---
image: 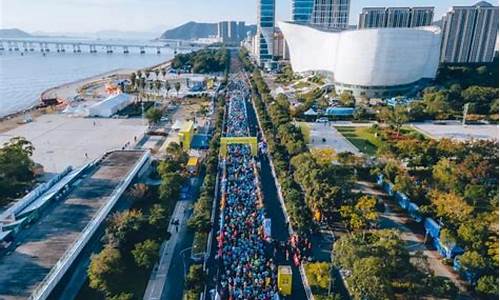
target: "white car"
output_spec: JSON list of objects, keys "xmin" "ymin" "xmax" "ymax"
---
[{"xmin": 316, "ymin": 117, "xmax": 329, "ymax": 123}]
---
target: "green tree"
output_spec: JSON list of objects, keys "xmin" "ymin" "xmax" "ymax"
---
[
  {"xmin": 304, "ymin": 262, "xmax": 331, "ymax": 290},
  {"xmin": 148, "ymin": 204, "xmax": 168, "ymax": 232},
  {"xmin": 476, "ymin": 275, "xmax": 499, "ymax": 299},
  {"xmin": 430, "ymin": 191, "xmax": 473, "ymax": 227},
  {"xmin": 145, "ymin": 107, "xmax": 162, "ymax": 125},
  {"xmin": 164, "ymin": 142, "xmax": 188, "ymax": 164},
  {"xmin": 88, "ymin": 246, "xmax": 125, "ymax": 296},
  {"xmin": 0, "ymin": 137, "xmax": 36, "ymax": 201},
  {"xmin": 348, "ymin": 257, "xmax": 392, "ymax": 300},
  {"xmin": 132, "ymin": 239, "xmax": 160, "ymax": 269},
  {"xmin": 459, "ymin": 250, "xmax": 488, "ymax": 274},
  {"xmin": 340, "ymin": 196, "xmax": 378, "ymax": 232},
  {"xmin": 339, "ymin": 91, "xmax": 355, "ymax": 107},
  {"xmin": 108, "ymin": 293, "xmax": 134, "ymax": 300},
  {"xmin": 185, "ymin": 264, "xmax": 205, "ymax": 291},
  {"xmin": 105, "ymin": 210, "xmax": 145, "ymax": 249},
  {"xmin": 379, "ymin": 106, "xmax": 409, "ymax": 137}
]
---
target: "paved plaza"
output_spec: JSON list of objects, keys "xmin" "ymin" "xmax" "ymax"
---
[
  {"xmin": 308, "ymin": 122, "xmax": 360, "ymax": 154},
  {"xmin": 413, "ymin": 123, "xmax": 498, "ymax": 141},
  {"xmin": 0, "ymin": 114, "xmax": 147, "ymax": 173}
]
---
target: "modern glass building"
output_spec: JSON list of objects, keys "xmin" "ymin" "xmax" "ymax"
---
[
  {"xmin": 292, "ymin": 0, "xmax": 315, "ymax": 24},
  {"xmin": 310, "ymin": 0, "xmax": 350, "ymax": 30},
  {"xmin": 257, "ymin": 0, "xmax": 276, "ymax": 65}
]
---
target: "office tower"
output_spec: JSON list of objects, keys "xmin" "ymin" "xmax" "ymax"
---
[
  {"xmin": 441, "ymin": 1, "xmax": 499, "ymax": 63},
  {"xmin": 228, "ymin": 21, "xmax": 238, "ymax": 42},
  {"xmin": 292, "ymin": 0, "xmax": 315, "ymax": 24},
  {"xmin": 358, "ymin": 6, "xmax": 434, "ymax": 29},
  {"xmin": 217, "ymin": 21, "xmax": 229, "ymax": 42},
  {"xmin": 237, "ymin": 21, "xmax": 247, "ymax": 41},
  {"xmin": 410, "ymin": 7, "xmax": 434, "ymax": 27},
  {"xmin": 311, "ymin": 0, "xmax": 350, "ymax": 30},
  {"xmin": 385, "ymin": 7, "xmax": 411, "ymax": 28},
  {"xmin": 257, "ymin": 0, "xmax": 276, "ymax": 64},
  {"xmin": 358, "ymin": 7, "xmax": 386, "ymax": 29}
]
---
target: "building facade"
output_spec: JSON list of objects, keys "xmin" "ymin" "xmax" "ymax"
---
[
  {"xmin": 441, "ymin": 1, "xmax": 499, "ymax": 63},
  {"xmin": 228, "ymin": 21, "xmax": 238, "ymax": 42},
  {"xmin": 292, "ymin": 0, "xmax": 315, "ymax": 24},
  {"xmin": 359, "ymin": 6, "xmax": 434, "ymax": 29},
  {"xmin": 279, "ymin": 21, "xmax": 442, "ymax": 97},
  {"xmin": 238, "ymin": 21, "xmax": 247, "ymax": 41},
  {"xmin": 310, "ymin": 0, "xmax": 350, "ymax": 30},
  {"xmin": 358, "ymin": 7, "xmax": 386, "ymax": 29},
  {"xmin": 410, "ymin": 7, "xmax": 435, "ymax": 27},
  {"xmin": 257, "ymin": 0, "xmax": 276, "ymax": 65},
  {"xmin": 217, "ymin": 21, "xmax": 229, "ymax": 42}
]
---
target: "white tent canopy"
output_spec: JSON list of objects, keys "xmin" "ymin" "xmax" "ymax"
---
[
  {"xmin": 88, "ymin": 93, "xmax": 133, "ymax": 117},
  {"xmin": 304, "ymin": 108, "xmax": 318, "ymax": 116}
]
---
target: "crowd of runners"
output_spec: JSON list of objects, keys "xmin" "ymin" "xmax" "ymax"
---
[{"xmin": 216, "ymin": 78, "xmax": 279, "ymax": 299}]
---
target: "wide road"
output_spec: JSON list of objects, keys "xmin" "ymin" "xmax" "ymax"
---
[{"xmin": 205, "ymin": 64, "xmax": 307, "ymax": 299}]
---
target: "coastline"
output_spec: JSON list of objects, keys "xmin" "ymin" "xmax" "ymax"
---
[{"xmin": 0, "ymin": 59, "xmax": 173, "ymax": 134}]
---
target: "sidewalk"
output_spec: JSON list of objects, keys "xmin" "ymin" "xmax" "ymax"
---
[
  {"xmin": 143, "ymin": 198, "xmax": 192, "ymax": 300},
  {"xmin": 357, "ymin": 180, "xmax": 471, "ymax": 297}
]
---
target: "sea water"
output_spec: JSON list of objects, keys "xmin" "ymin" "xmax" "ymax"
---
[{"xmin": 0, "ymin": 44, "xmax": 176, "ymax": 117}]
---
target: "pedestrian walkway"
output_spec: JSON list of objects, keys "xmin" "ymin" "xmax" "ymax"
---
[
  {"xmin": 357, "ymin": 180, "xmax": 471, "ymax": 297},
  {"xmin": 143, "ymin": 198, "xmax": 192, "ymax": 300}
]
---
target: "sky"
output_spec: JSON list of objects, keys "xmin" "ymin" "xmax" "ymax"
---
[{"xmin": 0, "ymin": 0, "xmax": 497, "ymax": 34}]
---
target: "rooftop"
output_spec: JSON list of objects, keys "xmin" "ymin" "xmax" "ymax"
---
[{"xmin": 0, "ymin": 150, "xmax": 145, "ymax": 299}]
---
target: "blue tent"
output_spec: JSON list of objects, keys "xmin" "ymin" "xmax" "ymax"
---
[
  {"xmin": 326, "ymin": 107, "xmax": 354, "ymax": 116},
  {"xmin": 424, "ymin": 218, "xmax": 441, "ymax": 239},
  {"xmin": 407, "ymin": 202, "xmax": 423, "ymax": 223}
]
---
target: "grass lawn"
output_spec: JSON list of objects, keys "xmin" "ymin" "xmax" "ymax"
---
[
  {"xmin": 335, "ymin": 126, "xmax": 381, "ymax": 156},
  {"xmin": 296, "ymin": 122, "xmax": 312, "ymax": 143}
]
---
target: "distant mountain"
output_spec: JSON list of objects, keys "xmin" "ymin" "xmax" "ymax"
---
[
  {"xmin": 0, "ymin": 28, "xmax": 32, "ymax": 38},
  {"xmin": 159, "ymin": 21, "xmax": 257, "ymax": 40},
  {"xmin": 160, "ymin": 22, "xmax": 217, "ymax": 40}
]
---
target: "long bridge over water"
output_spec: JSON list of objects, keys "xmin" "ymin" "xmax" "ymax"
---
[{"xmin": 0, "ymin": 38, "xmax": 207, "ymax": 54}]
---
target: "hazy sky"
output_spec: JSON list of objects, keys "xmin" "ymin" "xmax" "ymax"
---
[{"xmin": 0, "ymin": 0, "xmax": 496, "ymax": 33}]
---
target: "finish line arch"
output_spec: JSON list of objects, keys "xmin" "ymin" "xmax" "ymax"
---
[{"xmin": 220, "ymin": 137, "xmax": 258, "ymax": 157}]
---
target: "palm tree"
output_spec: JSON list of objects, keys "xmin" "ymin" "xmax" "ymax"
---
[
  {"xmin": 154, "ymin": 69, "xmax": 160, "ymax": 80},
  {"xmin": 161, "ymin": 68, "xmax": 167, "ymax": 79},
  {"xmin": 165, "ymin": 81, "xmax": 171, "ymax": 97},
  {"xmin": 155, "ymin": 80, "xmax": 162, "ymax": 98},
  {"xmin": 174, "ymin": 82, "xmax": 181, "ymax": 97},
  {"xmin": 130, "ymin": 72, "xmax": 137, "ymax": 91}
]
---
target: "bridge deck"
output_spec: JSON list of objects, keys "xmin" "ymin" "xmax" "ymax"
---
[{"xmin": 0, "ymin": 151, "xmax": 145, "ymax": 300}]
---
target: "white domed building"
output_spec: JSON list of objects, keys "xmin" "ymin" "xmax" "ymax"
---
[{"xmin": 278, "ymin": 21, "xmax": 443, "ymax": 97}]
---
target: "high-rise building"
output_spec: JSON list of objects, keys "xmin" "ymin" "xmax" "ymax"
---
[
  {"xmin": 358, "ymin": 6, "xmax": 434, "ymax": 29},
  {"xmin": 228, "ymin": 21, "xmax": 238, "ymax": 42},
  {"xmin": 358, "ymin": 7, "xmax": 386, "ymax": 29},
  {"xmin": 310, "ymin": 0, "xmax": 350, "ymax": 30},
  {"xmin": 441, "ymin": 1, "xmax": 499, "ymax": 63},
  {"xmin": 257, "ymin": 0, "xmax": 276, "ymax": 65},
  {"xmin": 217, "ymin": 21, "xmax": 229, "ymax": 42},
  {"xmin": 292, "ymin": 0, "xmax": 315, "ymax": 24},
  {"xmin": 410, "ymin": 7, "xmax": 435, "ymax": 27},
  {"xmin": 385, "ymin": 7, "xmax": 412, "ymax": 28},
  {"xmin": 237, "ymin": 21, "xmax": 247, "ymax": 41}
]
